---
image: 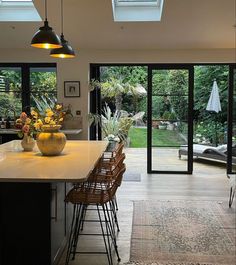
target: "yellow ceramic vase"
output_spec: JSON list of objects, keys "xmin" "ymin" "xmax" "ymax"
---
[{"xmin": 36, "ymin": 125, "xmax": 66, "ymax": 156}]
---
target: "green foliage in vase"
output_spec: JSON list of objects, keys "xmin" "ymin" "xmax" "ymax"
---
[{"xmin": 89, "ymin": 104, "xmax": 133, "ymax": 142}]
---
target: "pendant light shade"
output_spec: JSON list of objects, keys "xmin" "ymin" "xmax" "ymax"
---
[
  {"xmin": 50, "ymin": 34, "xmax": 75, "ymax": 58},
  {"xmin": 50, "ymin": 0, "xmax": 75, "ymax": 58},
  {"xmin": 31, "ymin": 0, "xmax": 62, "ymax": 49}
]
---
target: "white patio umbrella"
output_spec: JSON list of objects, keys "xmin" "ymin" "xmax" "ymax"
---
[
  {"xmin": 206, "ymin": 79, "xmax": 222, "ymax": 145},
  {"xmin": 206, "ymin": 79, "xmax": 221, "ymax": 113}
]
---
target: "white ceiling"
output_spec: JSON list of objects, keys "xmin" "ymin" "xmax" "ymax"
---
[{"xmin": 0, "ymin": 0, "xmax": 235, "ymax": 50}]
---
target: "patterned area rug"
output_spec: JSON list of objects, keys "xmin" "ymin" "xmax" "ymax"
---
[{"xmin": 130, "ymin": 200, "xmax": 236, "ymax": 265}]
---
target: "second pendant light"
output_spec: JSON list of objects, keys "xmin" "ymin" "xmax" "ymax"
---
[{"xmin": 50, "ymin": 0, "xmax": 75, "ymax": 58}]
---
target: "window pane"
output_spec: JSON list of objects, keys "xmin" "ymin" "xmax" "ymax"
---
[
  {"xmin": 0, "ymin": 68, "xmax": 21, "ymax": 92},
  {"xmin": 30, "ymin": 92, "xmax": 57, "ymax": 112},
  {"xmin": 30, "ymin": 67, "xmax": 57, "ymax": 111},
  {"xmin": 0, "ymin": 91, "xmax": 22, "ymax": 119}
]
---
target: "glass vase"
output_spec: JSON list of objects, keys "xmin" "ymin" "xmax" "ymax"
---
[
  {"xmin": 21, "ymin": 133, "xmax": 35, "ymax": 152},
  {"xmin": 36, "ymin": 125, "xmax": 66, "ymax": 156}
]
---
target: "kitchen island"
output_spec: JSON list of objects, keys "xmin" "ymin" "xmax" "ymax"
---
[{"xmin": 0, "ymin": 140, "xmax": 107, "ymax": 265}]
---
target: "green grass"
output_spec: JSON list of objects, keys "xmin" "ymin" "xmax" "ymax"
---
[{"xmin": 128, "ymin": 127, "xmax": 183, "ymax": 148}]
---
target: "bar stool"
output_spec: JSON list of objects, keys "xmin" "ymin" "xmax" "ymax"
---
[
  {"xmin": 102, "ymin": 142, "xmax": 124, "ymax": 161},
  {"xmin": 101, "ymin": 143, "xmax": 125, "ymax": 211},
  {"xmin": 90, "ymin": 153, "xmax": 126, "ymax": 232},
  {"xmin": 72, "ymin": 152, "xmax": 126, "ymax": 234},
  {"xmin": 65, "ymin": 164, "xmax": 126, "ymax": 265}
]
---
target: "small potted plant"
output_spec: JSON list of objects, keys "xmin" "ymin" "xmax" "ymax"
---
[
  {"xmin": 159, "ymin": 111, "xmax": 170, "ymax": 130},
  {"xmin": 167, "ymin": 112, "xmax": 177, "ymax": 130},
  {"xmin": 158, "ymin": 121, "xmax": 168, "ymax": 130}
]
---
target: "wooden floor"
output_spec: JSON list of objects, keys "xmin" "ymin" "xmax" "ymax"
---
[{"xmin": 59, "ymin": 147, "xmax": 231, "ymax": 265}]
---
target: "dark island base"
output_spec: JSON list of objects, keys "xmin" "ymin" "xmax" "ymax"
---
[{"xmin": 0, "ymin": 182, "xmax": 71, "ymax": 265}]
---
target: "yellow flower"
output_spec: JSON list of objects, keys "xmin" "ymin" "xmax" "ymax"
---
[
  {"xmin": 44, "ymin": 117, "xmax": 51, "ymax": 124},
  {"xmin": 31, "ymin": 110, "xmax": 38, "ymax": 118},
  {"xmin": 56, "ymin": 104, "xmax": 62, "ymax": 110},
  {"xmin": 25, "ymin": 118, "xmax": 31, "ymax": 125},
  {"xmin": 46, "ymin": 109, "xmax": 54, "ymax": 117},
  {"xmin": 16, "ymin": 118, "xmax": 22, "ymax": 124},
  {"xmin": 37, "ymin": 119, "xmax": 43, "ymax": 125},
  {"xmin": 49, "ymin": 120, "xmax": 56, "ymax": 125},
  {"xmin": 59, "ymin": 117, "xmax": 63, "ymax": 122},
  {"xmin": 34, "ymin": 119, "xmax": 43, "ymax": 130}
]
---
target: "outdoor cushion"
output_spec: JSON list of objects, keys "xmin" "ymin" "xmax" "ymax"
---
[{"xmin": 178, "ymin": 144, "xmax": 236, "ymax": 163}]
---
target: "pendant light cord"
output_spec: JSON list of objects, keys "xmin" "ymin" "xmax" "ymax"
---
[
  {"xmin": 45, "ymin": 0, "xmax": 48, "ymax": 21},
  {"xmin": 61, "ymin": 0, "xmax": 64, "ymax": 35}
]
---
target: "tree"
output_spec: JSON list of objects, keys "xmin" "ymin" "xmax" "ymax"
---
[
  {"xmin": 100, "ymin": 66, "xmax": 147, "ymax": 112},
  {"xmin": 168, "ymin": 69, "xmax": 188, "ymax": 121}
]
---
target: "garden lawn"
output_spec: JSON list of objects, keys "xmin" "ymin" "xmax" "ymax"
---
[{"xmin": 128, "ymin": 127, "xmax": 183, "ymax": 148}]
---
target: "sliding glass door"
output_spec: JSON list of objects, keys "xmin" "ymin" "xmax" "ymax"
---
[
  {"xmin": 228, "ymin": 64, "xmax": 236, "ymax": 174},
  {"xmin": 147, "ymin": 65, "xmax": 194, "ymax": 173}
]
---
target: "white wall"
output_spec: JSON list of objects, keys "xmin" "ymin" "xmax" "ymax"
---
[{"xmin": 0, "ymin": 48, "xmax": 235, "ymax": 139}]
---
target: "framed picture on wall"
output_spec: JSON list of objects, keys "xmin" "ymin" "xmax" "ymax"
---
[{"xmin": 64, "ymin": 81, "xmax": 80, "ymax": 97}]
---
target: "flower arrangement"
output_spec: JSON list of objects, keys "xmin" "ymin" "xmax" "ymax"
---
[
  {"xmin": 104, "ymin": 134, "xmax": 120, "ymax": 143},
  {"xmin": 89, "ymin": 104, "xmax": 134, "ymax": 143},
  {"xmin": 15, "ymin": 104, "xmax": 65, "ymax": 138},
  {"xmin": 33, "ymin": 104, "xmax": 65, "ymax": 131},
  {"xmin": 15, "ymin": 112, "xmax": 37, "ymax": 138}
]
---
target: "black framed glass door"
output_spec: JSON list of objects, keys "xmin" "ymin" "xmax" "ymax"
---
[
  {"xmin": 227, "ymin": 64, "xmax": 236, "ymax": 174},
  {"xmin": 147, "ymin": 65, "xmax": 194, "ymax": 173}
]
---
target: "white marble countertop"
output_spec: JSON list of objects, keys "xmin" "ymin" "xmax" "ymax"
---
[
  {"xmin": 0, "ymin": 129, "xmax": 82, "ymax": 135},
  {"xmin": 0, "ymin": 140, "xmax": 107, "ymax": 182}
]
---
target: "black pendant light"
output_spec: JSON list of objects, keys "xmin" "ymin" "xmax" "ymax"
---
[
  {"xmin": 31, "ymin": 0, "xmax": 62, "ymax": 49},
  {"xmin": 50, "ymin": 0, "xmax": 75, "ymax": 58}
]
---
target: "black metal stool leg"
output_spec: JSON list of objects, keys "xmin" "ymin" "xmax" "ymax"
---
[
  {"xmin": 98, "ymin": 204, "xmax": 113, "ymax": 265},
  {"xmin": 80, "ymin": 204, "xmax": 87, "ymax": 231},
  {"xmin": 71, "ymin": 203, "xmax": 85, "ymax": 259},
  {"xmin": 229, "ymin": 187, "xmax": 235, "ymax": 207},
  {"xmin": 105, "ymin": 203, "xmax": 121, "ymax": 262},
  {"xmin": 110, "ymin": 200, "xmax": 120, "ymax": 232},
  {"xmin": 65, "ymin": 204, "xmax": 79, "ymax": 265},
  {"xmin": 105, "ymin": 203, "xmax": 116, "ymax": 241},
  {"xmin": 114, "ymin": 195, "xmax": 118, "ymax": 211}
]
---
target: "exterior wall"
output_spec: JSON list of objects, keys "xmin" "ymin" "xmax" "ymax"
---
[{"xmin": 0, "ymin": 48, "xmax": 234, "ymax": 139}]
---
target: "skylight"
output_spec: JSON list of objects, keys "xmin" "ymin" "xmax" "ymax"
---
[
  {"xmin": 116, "ymin": 0, "xmax": 158, "ymax": 6},
  {"xmin": 1, "ymin": 0, "xmax": 32, "ymax": 2},
  {"xmin": 0, "ymin": 0, "xmax": 41, "ymax": 21},
  {"xmin": 112, "ymin": 0, "xmax": 164, "ymax": 21}
]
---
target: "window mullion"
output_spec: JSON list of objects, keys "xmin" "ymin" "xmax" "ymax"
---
[{"xmin": 21, "ymin": 65, "xmax": 30, "ymax": 113}]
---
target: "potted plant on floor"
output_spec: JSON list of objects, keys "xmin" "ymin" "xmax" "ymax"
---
[
  {"xmin": 158, "ymin": 121, "xmax": 168, "ymax": 130},
  {"xmin": 158, "ymin": 111, "xmax": 170, "ymax": 130},
  {"xmin": 167, "ymin": 112, "xmax": 177, "ymax": 130}
]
